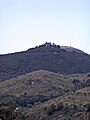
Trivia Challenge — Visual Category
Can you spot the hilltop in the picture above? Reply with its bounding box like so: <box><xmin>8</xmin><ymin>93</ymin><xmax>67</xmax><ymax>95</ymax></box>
<box><xmin>0</xmin><ymin>42</ymin><xmax>90</xmax><ymax>81</ymax></box>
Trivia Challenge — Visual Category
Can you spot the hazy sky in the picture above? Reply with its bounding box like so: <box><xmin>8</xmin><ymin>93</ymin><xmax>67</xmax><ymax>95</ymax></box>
<box><xmin>0</xmin><ymin>0</ymin><xmax>90</xmax><ymax>54</ymax></box>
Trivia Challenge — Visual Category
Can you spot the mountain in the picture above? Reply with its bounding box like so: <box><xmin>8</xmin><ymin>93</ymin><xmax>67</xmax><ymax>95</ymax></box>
<box><xmin>0</xmin><ymin>43</ymin><xmax>90</xmax><ymax>120</ymax></box>
<box><xmin>0</xmin><ymin>42</ymin><xmax>90</xmax><ymax>81</ymax></box>
<box><xmin>0</xmin><ymin>70</ymin><xmax>90</xmax><ymax>120</ymax></box>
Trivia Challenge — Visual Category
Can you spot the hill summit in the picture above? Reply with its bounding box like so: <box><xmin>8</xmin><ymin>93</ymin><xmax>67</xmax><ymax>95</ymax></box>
<box><xmin>27</xmin><ymin>42</ymin><xmax>61</xmax><ymax>53</ymax></box>
<box><xmin>27</xmin><ymin>42</ymin><xmax>84</xmax><ymax>53</ymax></box>
<box><xmin>0</xmin><ymin>42</ymin><xmax>90</xmax><ymax>81</ymax></box>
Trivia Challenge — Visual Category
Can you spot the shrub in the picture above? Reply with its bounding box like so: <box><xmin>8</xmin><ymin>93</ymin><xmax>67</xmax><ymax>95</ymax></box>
<box><xmin>46</xmin><ymin>104</ymin><xmax>56</xmax><ymax>115</ymax></box>
<box><xmin>56</xmin><ymin>103</ymin><xmax>64</xmax><ymax>111</ymax></box>
<box><xmin>86</xmin><ymin>104</ymin><xmax>90</xmax><ymax>112</ymax></box>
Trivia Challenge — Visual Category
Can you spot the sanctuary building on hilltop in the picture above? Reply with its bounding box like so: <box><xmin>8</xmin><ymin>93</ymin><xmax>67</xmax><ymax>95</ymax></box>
<box><xmin>44</xmin><ymin>42</ymin><xmax>52</xmax><ymax>47</ymax></box>
<box><xmin>43</xmin><ymin>42</ymin><xmax>60</xmax><ymax>49</ymax></box>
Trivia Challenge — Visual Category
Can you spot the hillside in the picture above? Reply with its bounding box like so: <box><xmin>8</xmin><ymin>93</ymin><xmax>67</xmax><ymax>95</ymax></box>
<box><xmin>0</xmin><ymin>70</ymin><xmax>90</xmax><ymax>119</ymax></box>
<box><xmin>0</xmin><ymin>89</ymin><xmax>90</xmax><ymax>120</ymax></box>
<box><xmin>0</xmin><ymin>70</ymin><xmax>90</xmax><ymax>97</ymax></box>
<box><xmin>22</xmin><ymin>87</ymin><xmax>90</xmax><ymax>120</ymax></box>
<box><xmin>0</xmin><ymin>42</ymin><xmax>90</xmax><ymax>81</ymax></box>
<box><xmin>0</xmin><ymin>70</ymin><xmax>90</xmax><ymax>120</ymax></box>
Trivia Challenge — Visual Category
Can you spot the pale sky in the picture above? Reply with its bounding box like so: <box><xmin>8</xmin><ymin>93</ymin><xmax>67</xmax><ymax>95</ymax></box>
<box><xmin>0</xmin><ymin>0</ymin><xmax>90</xmax><ymax>54</ymax></box>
